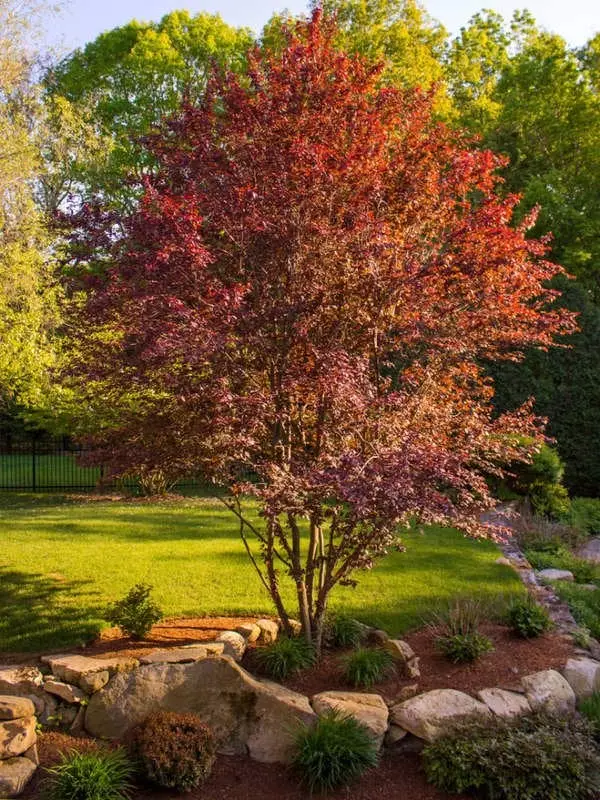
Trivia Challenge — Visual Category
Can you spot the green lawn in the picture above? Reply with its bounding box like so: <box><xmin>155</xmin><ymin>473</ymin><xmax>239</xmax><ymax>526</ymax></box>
<box><xmin>0</xmin><ymin>493</ymin><xmax>523</xmax><ymax>653</ymax></box>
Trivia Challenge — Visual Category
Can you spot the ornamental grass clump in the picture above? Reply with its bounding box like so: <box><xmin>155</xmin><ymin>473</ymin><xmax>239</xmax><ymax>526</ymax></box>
<box><xmin>45</xmin><ymin>747</ymin><xmax>134</xmax><ymax>800</ymax></box>
<box><xmin>431</xmin><ymin>597</ymin><xmax>494</xmax><ymax>663</ymax></box>
<box><xmin>341</xmin><ymin>647</ymin><xmax>395</xmax><ymax>688</ymax></box>
<box><xmin>254</xmin><ymin>636</ymin><xmax>316</xmax><ymax>680</ymax></box>
<box><xmin>292</xmin><ymin>710</ymin><xmax>378</xmax><ymax>793</ymax></box>
<box><xmin>130</xmin><ymin>711</ymin><xmax>215</xmax><ymax>792</ymax></box>
<box><xmin>325</xmin><ymin>613</ymin><xmax>364</xmax><ymax>648</ymax></box>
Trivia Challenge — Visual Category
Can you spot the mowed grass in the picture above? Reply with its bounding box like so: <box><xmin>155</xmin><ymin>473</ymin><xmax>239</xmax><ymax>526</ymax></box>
<box><xmin>0</xmin><ymin>493</ymin><xmax>523</xmax><ymax>653</ymax></box>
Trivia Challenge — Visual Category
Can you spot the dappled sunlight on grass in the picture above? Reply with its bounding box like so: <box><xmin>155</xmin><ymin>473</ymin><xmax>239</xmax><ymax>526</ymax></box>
<box><xmin>0</xmin><ymin>494</ymin><xmax>523</xmax><ymax>652</ymax></box>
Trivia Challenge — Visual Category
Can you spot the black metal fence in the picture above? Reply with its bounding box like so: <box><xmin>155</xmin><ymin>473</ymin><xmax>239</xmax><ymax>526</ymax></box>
<box><xmin>0</xmin><ymin>433</ymin><xmax>197</xmax><ymax>492</ymax></box>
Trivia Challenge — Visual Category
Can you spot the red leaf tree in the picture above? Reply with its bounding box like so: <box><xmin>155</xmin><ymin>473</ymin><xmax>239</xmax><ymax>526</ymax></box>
<box><xmin>67</xmin><ymin>11</ymin><xmax>574</xmax><ymax>649</ymax></box>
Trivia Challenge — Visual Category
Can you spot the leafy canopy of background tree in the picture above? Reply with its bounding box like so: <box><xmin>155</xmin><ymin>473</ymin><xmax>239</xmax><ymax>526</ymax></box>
<box><xmin>0</xmin><ymin>0</ymin><xmax>59</xmax><ymax>420</ymax></box>
<box><xmin>45</xmin><ymin>11</ymin><xmax>254</xmax><ymax>209</ymax></box>
<box><xmin>65</xmin><ymin>11</ymin><xmax>573</xmax><ymax>649</ymax></box>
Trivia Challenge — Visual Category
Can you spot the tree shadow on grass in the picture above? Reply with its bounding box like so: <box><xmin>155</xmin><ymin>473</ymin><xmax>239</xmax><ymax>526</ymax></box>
<box><xmin>0</xmin><ymin>566</ymin><xmax>104</xmax><ymax>656</ymax></box>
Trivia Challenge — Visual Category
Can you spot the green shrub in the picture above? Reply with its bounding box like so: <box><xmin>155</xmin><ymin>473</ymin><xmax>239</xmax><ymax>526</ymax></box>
<box><xmin>506</xmin><ymin>596</ymin><xmax>552</xmax><ymax>638</ymax></box>
<box><xmin>422</xmin><ymin>712</ymin><xmax>600</xmax><ymax>800</ymax></box>
<box><xmin>530</xmin><ymin>481</ymin><xmax>571</xmax><ymax>520</ymax></box>
<box><xmin>325</xmin><ymin>613</ymin><xmax>364</xmax><ymax>648</ymax></box>
<box><xmin>292</xmin><ymin>710</ymin><xmax>378</xmax><ymax>793</ymax></box>
<box><xmin>130</xmin><ymin>711</ymin><xmax>215</xmax><ymax>792</ymax></box>
<box><xmin>254</xmin><ymin>636</ymin><xmax>316</xmax><ymax>680</ymax></box>
<box><xmin>554</xmin><ymin>582</ymin><xmax>600</xmax><ymax>639</ymax></box>
<box><xmin>45</xmin><ymin>748</ymin><xmax>134</xmax><ymax>800</ymax></box>
<box><xmin>579</xmin><ymin>691</ymin><xmax>600</xmax><ymax>739</ymax></box>
<box><xmin>567</xmin><ymin>498</ymin><xmax>600</xmax><ymax>535</ymax></box>
<box><xmin>435</xmin><ymin>632</ymin><xmax>494</xmax><ymax>663</ymax></box>
<box><xmin>105</xmin><ymin>583</ymin><xmax>162</xmax><ymax>640</ymax></box>
<box><xmin>341</xmin><ymin>647</ymin><xmax>395</xmax><ymax>688</ymax></box>
<box><xmin>525</xmin><ymin>549</ymin><xmax>599</xmax><ymax>584</ymax></box>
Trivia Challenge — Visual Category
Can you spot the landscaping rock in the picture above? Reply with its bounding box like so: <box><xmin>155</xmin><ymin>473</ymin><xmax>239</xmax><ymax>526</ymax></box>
<box><xmin>384</xmin><ymin>639</ymin><xmax>415</xmax><ymax>663</ymax></box>
<box><xmin>139</xmin><ymin>643</ymin><xmax>224</xmax><ymax>665</ymax></box>
<box><xmin>405</xmin><ymin>657</ymin><xmax>421</xmax><ymax>679</ymax></box>
<box><xmin>385</xmin><ymin>724</ymin><xmax>408</xmax><ymax>746</ymax></box>
<box><xmin>0</xmin><ymin>698</ymin><xmax>35</xmax><ymax>721</ymax></box>
<box><xmin>85</xmin><ymin>656</ymin><xmax>316</xmax><ymax>763</ymax></box>
<box><xmin>216</xmin><ymin>631</ymin><xmax>246</xmax><ymax>662</ymax></box>
<box><xmin>562</xmin><ymin>657</ymin><xmax>600</xmax><ymax>699</ymax></box>
<box><xmin>0</xmin><ymin>667</ymin><xmax>56</xmax><ymax>724</ymax></box>
<box><xmin>390</xmin><ymin>689</ymin><xmax>491</xmax><ymax>742</ymax></box>
<box><xmin>46</xmin><ymin>655</ymin><xmax>138</xmax><ymax>692</ymax></box>
<box><xmin>521</xmin><ymin>669</ymin><xmax>576</xmax><ymax>714</ymax></box>
<box><xmin>43</xmin><ymin>680</ymin><xmax>86</xmax><ymax>704</ymax></box>
<box><xmin>537</xmin><ymin>568</ymin><xmax>574</xmax><ymax>583</ymax></box>
<box><xmin>236</xmin><ymin>624</ymin><xmax>261</xmax><ymax>643</ymax></box>
<box><xmin>477</xmin><ymin>687</ymin><xmax>531</xmax><ymax>718</ymax></box>
<box><xmin>0</xmin><ymin>757</ymin><xmax>36</xmax><ymax>797</ymax></box>
<box><xmin>495</xmin><ymin>556</ymin><xmax>512</xmax><ymax>566</ymax></box>
<box><xmin>368</xmin><ymin>629</ymin><xmax>390</xmax><ymax>645</ymax></box>
<box><xmin>390</xmin><ymin>684</ymin><xmax>419</xmax><ymax>704</ymax></box>
<box><xmin>577</xmin><ymin>537</ymin><xmax>600</xmax><ymax>563</ymax></box>
<box><xmin>0</xmin><ymin>717</ymin><xmax>36</xmax><ymax>759</ymax></box>
<box><xmin>311</xmin><ymin>691</ymin><xmax>389</xmax><ymax>749</ymax></box>
<box><xmin>255</xmin><ymin>619</ymin><xmax>279</xmax><ymax>645</ymax></box>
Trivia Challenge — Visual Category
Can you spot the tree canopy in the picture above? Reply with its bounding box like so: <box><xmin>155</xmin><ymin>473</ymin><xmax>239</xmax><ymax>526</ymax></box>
<box><xmin>65</xmin><ymin>11</ymin><xmax>573</xmax><ymax>646</ymax></box>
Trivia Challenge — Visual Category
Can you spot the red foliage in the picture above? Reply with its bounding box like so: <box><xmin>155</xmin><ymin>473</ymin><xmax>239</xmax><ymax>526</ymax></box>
<box><xmin>67</xmin><ymin>11</ymin><xmax>575</xmax><ymax>643</ymax></box>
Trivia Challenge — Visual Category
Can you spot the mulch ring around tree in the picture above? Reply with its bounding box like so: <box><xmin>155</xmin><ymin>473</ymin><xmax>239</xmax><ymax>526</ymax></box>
<box><xmin>16</xmin><ymin>617</ymin><xmax>574</xmax><ymax>800</ymax></box>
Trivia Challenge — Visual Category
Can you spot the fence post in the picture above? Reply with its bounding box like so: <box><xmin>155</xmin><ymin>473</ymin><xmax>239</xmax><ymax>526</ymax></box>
<box><xmin>32</xmin><ymin>437</ymin><xmax>36</xmax><ymax>492</ymax></box>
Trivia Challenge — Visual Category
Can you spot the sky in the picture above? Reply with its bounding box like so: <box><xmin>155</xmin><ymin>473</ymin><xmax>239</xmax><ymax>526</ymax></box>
<box><xmin>43</xmin><ymin>0</ymin><xmax>600</xmax><ymax>55</ymax></box>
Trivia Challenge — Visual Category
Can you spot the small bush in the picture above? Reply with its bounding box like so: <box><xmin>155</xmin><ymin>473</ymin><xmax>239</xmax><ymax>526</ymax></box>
<box><xmin>554</xmin><ymin>582</ymin><xmax>600</xmax><ymax>639</ymax></box>
<box><xmin>45</xmin><ymin>748</ymin><xmax>134</xmax><ymax>800</ymax></box>
<box><xmin>506</xmin><ymin>596</ymin><xmax>552</xmax><ymax>638</ymax></box>
<box><xmin>254</xmin><ymin>636</ymin><xmax>316</xmax><ymax>680</ymax></box>
<box><xmin>422</xmin><ymin>712</ymin><xmax>600</xmax><ymax>800</ymax></box>
<box><xmin>105</xmin><ymin>583</ymin><xmax>162</xmax><ymax>640</ymax></box>
<box><xmin>435</xmin><ymin>631</ymin><xmax>494</xmax><ymax>663</ymax></box>
<box><xmin>130</xmin><ymin>711</ymin><xmax>215</xmax><ymax>792</ymax></box>
<box><xmin>325</xmin><ymin>613</ymin><xmax>364</xmax><ymax>648</ymax></box>
<box><xmin>341</xmin><ymin>647</ymin><xmax>395</xmax><ymax>688</ymax></box>
<box><xmin>430</xmin><ymin>597</ymin><xmax>489</xmax><ymax>636</ymax></box>
<box><xmin>513</xmin><ymin>511</ymin><xmax>585</xmax><ymax>553</ymax></box>
<box><xmin>292</xmin><ymin>710</ymin><xmax>378</xmax><ymax>793</ymax></box>
<box><xmin>529</xmin><ymin>481</ymin><xmax>571</xmax><ymax>520</ymax></box>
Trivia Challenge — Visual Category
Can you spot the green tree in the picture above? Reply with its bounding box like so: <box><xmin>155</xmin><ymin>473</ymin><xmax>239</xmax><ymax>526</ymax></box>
<box><xmin>0</xmin><ymin>0</ymin><xmax>59</xmax><ymax>416</ymax></box>
<box><xmin>45</xmin><ymin>11</ymin><xmax>254</xmax><ymax>209</ymax></box>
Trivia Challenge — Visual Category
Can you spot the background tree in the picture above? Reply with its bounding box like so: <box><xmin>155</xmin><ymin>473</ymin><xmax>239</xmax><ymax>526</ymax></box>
<box><xmin>0</xmin><ymin>0</ymin><xmax>59</xmax><ymax>422</ymax></box>
<box><xmin>66</xmin><ymin>12</ymin><xmax>573</xmax><ymax>649</ymax></box>
<box><xmin>44</xmin><ymin>11</ymin><xmax>254</xmax><ymax>210</ymax></box>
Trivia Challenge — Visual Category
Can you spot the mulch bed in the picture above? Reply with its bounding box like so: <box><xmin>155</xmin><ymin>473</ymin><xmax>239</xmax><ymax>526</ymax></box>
<box><xmin>10</xmin><ymin>616</ymin><xmax>575</xmax><ymax>800</ymax></box>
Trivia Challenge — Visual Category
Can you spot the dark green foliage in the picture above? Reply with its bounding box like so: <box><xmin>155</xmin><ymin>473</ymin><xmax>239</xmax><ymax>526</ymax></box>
<box><xmin>292</xmin><ymin>710</ymin><xmax>378</xmax><ymax>793</ymax></box>
<box><xmin>45</xmin><ymin>748</ymin><xmax>134</xmax><ymax>800</ymax></box>
<box><xmin>325</xmin><ymin>613</ymin><xmax>364</xmax><ymax>648</ymax></box>
<box><xmin>435</xmin><ymin>632</ymin><xmax>494</xmax><ymax>663</ymax></box>
<box><xmin>529</xmin><ymin>481</ymin><xmax>571</xmax><ymax>519</ymax></box>
<box><xmin>568</xmin><ymin>498</ymin><xmax>600</xmax><ymax>535</ymax></box>
<box><xmin>105</xmin><ymin>583</ymin><xmax>162</xmax><ymax>640</ymax></box>
<box><xmin>341</xmin><ymin>647</ymin><xmax>395</xmax><ymax>688</ymax></box>
<box><xmin>422</xmin><ymin>712</ymin><xmax>600</xmax><ymax>800</ymax></box>
<box><xmin>506</xmin><ymin>596</ymin><xmax>552</xmax><ymax>638</ymax></box>
<box><xmin>490</xmin><ymin>281</ymin><xmax>600</xmax><ymax>498</ymax></box>
<box><xmin>254</xmin><ymin>636</ymin><xmax>316</xmax><ymax>680</ymax></box>
<box><xmin>525</xmin><ymin>549</ymin><xmax>599</xmax><ymax>584</ymax></box>
<box><xmin>130</xmin><ymin>711</ymin><xmax>215</xmax><ymax>792</ymax></box>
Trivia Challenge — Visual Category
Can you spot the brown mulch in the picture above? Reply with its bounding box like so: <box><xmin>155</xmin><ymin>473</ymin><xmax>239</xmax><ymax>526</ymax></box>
<box><xmin>13</xmin><ymin>617</ymin><xmax>575</xmax><ymax>800</ymax></box>
<box><xmin>22</xmin><ymin>731</ymin><xmax>465</xmax><ymax>800</ymax></box>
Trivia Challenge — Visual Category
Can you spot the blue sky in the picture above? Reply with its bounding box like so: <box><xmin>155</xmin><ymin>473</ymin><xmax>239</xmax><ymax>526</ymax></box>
<box><xmin>44</xmin><ymin>0</ymin><xmax>599</xmax><ymax>54</ymax></box>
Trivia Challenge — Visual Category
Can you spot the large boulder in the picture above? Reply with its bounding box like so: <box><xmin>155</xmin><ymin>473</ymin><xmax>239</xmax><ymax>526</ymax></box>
<box><xmin>577</xmin><ymin>537</ymin><xmax>600</xmax><ymax>563</ymax></box>
<box><xmin>562</xmin><ymin>657</ymin><xmax>600</xmax><ymax>700</ymax></box>
<box><xmin>85</xmin><ymin>656</ymin><xmax>315</xmax><ymax>763</ymax></box>
<box><xmin>0</xmin><ymin>757</ymin><xmax>36</xmax><ymax>798</ymax></box>
<box><xmin>255</xmin><ymin>619</ymin><xmax>279</xmax><ymax>645</ymax></box>
<box><xmin>0</xmin><ymin>667</ymin><xmax>57</xmax><ymax>724</ymax></box>
<box><xmin>0</xmin><ymin>698</ymin><xmax>35</xmax><ymax>721</ymax></box>
<box><xmin>0</xmin><ymin>717</ymin><xmax>36</xmax><ymax>759</ymax></box>
<box><xmin>216</xmin><ymin>631</ymin><xmax>246</xmax><ymax>662</ymax></box>
<box><xmin>537</xmin><ymin>569</ymin><xmax>575</xmax><ymax>583</ymax></box>
<box><xmin>390</xmin><ymin>689</ymin><xmax>491</xmax><ymax>742</ymax></box>
<box><xmin>476</xmin><ymin>688</ymin><xmax>531</xmax><ymax>718</ymax></box>
<box><xmin>521</xmin><ymin>669</ymin><xmax>576</xmax><ymax>714</ymax></box>
<box><xmin>311</xmin><ymin>691</ymin><xmax>389</xmax><ymax>749</ymax></box>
